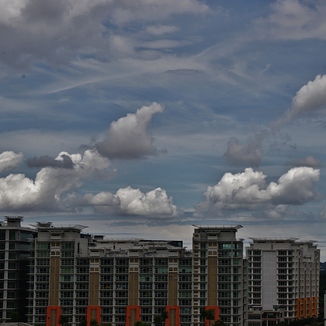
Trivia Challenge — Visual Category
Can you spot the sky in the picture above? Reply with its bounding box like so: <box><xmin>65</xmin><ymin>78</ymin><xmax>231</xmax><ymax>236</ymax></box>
<box><xmin>1</xmin><ymin>0</ymin><xmax>326</xmax><ymax>260</ymax></box>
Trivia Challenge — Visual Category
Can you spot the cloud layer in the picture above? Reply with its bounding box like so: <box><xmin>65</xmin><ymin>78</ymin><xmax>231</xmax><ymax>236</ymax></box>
<box><xmin>255</xmin><ymin>0</ymin><xmax>326</xmax><ymax>40</ymax></box>
<box><xmin>200</xmin><ymin>167</ymin><xmax>320</xmax><ymax>211</ymax></box>
<box><xmin>0</xmin><ymin>0</ymin><xmax>208</xmax><ymax>68</ymax></box>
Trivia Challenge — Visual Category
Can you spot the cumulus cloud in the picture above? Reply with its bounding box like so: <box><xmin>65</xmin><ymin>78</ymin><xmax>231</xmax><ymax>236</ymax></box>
<box><xmin>27</xmin><ymin>154</ymin><xmax>74</xmax><ymax>169</ymax></box>
<box><xmin>0</xmin><ymin>149</ymin><xmax>111</xmax><ymax>211</ymax></box>
<box><xmin>96</xmin><ymin>102</ymin><xmax>164</xmax><ymax>159</ymax></box>
<box><xmin>286</xmin><ymin>74</ymin><xmax>326</xmax><ymax>121</ymax></box>
<box><xmin>199</xmin><ymin>167</ymin><xmax>320</xmax><ymax>212</ymax></box>
<box><xmin>67</xmin><ymin>186</ymin><xmax>181</xmax><ymax>217</ymax></box>
<box><xmin>224</xmin><ymin>136</ymin><xmax>263</xmax><ymax>166</ymax></box>
<box><xmin>255</xmin><ymin>0</ymin><xmax>326</xmax><ymax>40</ymax></box>
<box><xmin>116</xmin><ymin>186</ymin><xmax>179</xmax><ymax>216</ymax></box>
<box><xmin>0</xmin><ymin>0</ymin><xmax>208</xmax><ymax>68</ymax></box>
<box><xmin>0</xmin><ymin>151</ymin><xmax>23</xmax><ymax>172</ymax></box>
<box><xmin>287</xmin><ymin>155</ymin><xmax>322</xmax><ymax>168</ymax></box>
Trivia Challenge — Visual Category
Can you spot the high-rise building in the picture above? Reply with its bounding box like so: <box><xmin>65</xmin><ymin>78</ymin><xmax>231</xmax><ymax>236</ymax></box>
<box><xmin>192</xmin><ymin>226</ymin><xmax>244</xmax><ymax>326</ymax></box>
<box><xmin>27</xmin><ymin>222</ymin><xmax>91</xmax><ymax>326</ymax></box>
<box><xmin>27</xmin><ymin>222</ymin><xmax>190</xmax><ymax>326</ymax></box>
<box><xmin>246</xmin><ymin>238</ymin><xmax>320</xmax><ymax>326</ymax></box>
<box><xmin>0</xmin><ymin>217</ymin><xmax>317</xmax><ymax>326</ymax></box>
<box><xmin>0</xmin><ymin>216</ymin><xmax>36</xmax><ymax>322</ymax></box>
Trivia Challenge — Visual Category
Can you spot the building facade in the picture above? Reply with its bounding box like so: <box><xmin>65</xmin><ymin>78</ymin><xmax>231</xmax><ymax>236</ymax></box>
<box><xmin>0</xmin><ymin>216</ymin><xmax>36</xmax><ymax>322</ymax></box>
<box><xmin>27</xmin><ymin>224</ymin><xmax>246</xmax><ymax>326</ymax></box>
<box><xmin>246</xmin><ymin>238</ymin><xmax>320</xmax><ymax>326</ymax></box>
<box><xmin>192</xmin><ymin>226</ymin><xmax>244</xmax><ymax>326</ymax></box>
<box><xmin>0</xmin><ymin>217</ymin><xmax>320</xmax><ymax>326</ymax></box>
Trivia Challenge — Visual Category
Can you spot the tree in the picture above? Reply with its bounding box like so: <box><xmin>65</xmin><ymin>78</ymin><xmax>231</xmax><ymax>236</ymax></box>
<box><xmin>79</xmin><ymin>318</ymin><xmax>87</xmax><ymax>326</ymax></box>
<box><xmin>134</xmin><ymin>321</ymin><xmax>149</xmax><ymax>326</ymax></box>
<box><xmin>161</xmin><ymin>311</ymin><xmax>168</xmax><ymax>326</ymax></box>
<box><xmin>161</xmin><ymin>311</ymin><xmax>168</xmax><ymax>320</ymax></box>
<box><xmin>214</xmin><ymin>320</ymin><xmax>226</xmax><ymax>326</ymax></box>
<box><xmin>90</xmin><ymin>319</ymin><xmax>99</xmax><ymax>326</ymax></box>
<box><xmin>154</xmin><ymin>311</ymin><xmax>168</xmax><ymax>326</ymax></box>
<box><xmin>8</xmin><ymin>311</ymin><xmax>21</xmax><ymax>322</ymax></box>
<box><xmin>154</xmin><ymin>315</ymin><xmax>162</xmax><ymax>326</ymax></box>
<box><xmin>59</xmin><ymin>315</ymin><xmax>69</xmax><ymax>326</ymax></box>
<box><xmin>201</xmin><ymin>309</ymin><xmax>215</xmax><ymax>326</ymax></box>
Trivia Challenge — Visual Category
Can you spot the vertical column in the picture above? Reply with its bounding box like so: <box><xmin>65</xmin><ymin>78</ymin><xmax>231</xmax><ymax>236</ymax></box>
<box><xmin>167</xmin><ymin>256</ymin><xmax>179</xmax><ymax>326</ymax></box>
<box><xmin>295</xmin><ymin>298</ymin><xmax>300</xmax><ymax>319</ymax></box>
<box><xmin>166</xmin><ymin>306</ymin><xmax>180</xmax><ymax>326</ymax></box>
<box><xmin>207</xmin><ymin>255</ymin><xmax>217</xmax><ymax>306</ymax></box>
<box><xmin>2</xmin><ymin>229</ymin><xmax>9</xmax><ymax>321</ymax></box>
<box><xmin>87</xmin><ymin>257</ymin><xmax>100</xmax><ymax>326</ymax></box>
<box><xmin>127</xmin><ymin>258</ymin><xmax>140</xmax><ymax>326</ymax></box>
<box><xmin>47</xmin><ymin>243</ymin><xmax>61</xmax><ymax>326</ymax></box>
<box><xmin>313</xmin><ymin>297</ymin><xmax>318</xmax><ymax>316</ymax></box>
<box><xmin>126</xmin><ymin>306</ymin><xmax>140</xmax><ymax>326</ymax></box>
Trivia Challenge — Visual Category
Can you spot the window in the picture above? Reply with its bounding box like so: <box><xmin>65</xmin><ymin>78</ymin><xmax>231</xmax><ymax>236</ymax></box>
<box><xmin>61</xmin><ymin>283</ymin><xmax>74</xmax><ymax>289</ymax></box>
<box><xmin>9</xmin><ymin>231</ymin><xmax>16</xmax><ymax>240</ymax></box>
<box><xmin>140</xmin><ymin>283</ymin><xmax>152</xmax><ymax>290</ymax></box>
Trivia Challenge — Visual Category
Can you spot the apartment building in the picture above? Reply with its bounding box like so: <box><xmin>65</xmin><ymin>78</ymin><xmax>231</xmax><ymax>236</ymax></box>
<box><xmin>246</xmin><ymin>238</ymin><xmax>320</xmax><ymax>326</ymax></box>
<box><xmin>27</xmin><ymin>222</ymin><xmax>193</xmax><ymax>326</ymax></box>
<box><xmin>0</xmin><ymin>216</ymin><xmax>36</xmax><ymax>322</ymax></box>
<box><xmin>27</xmin><ymin>222</ymin><xmax>91</xmax><ymax>326</ymax></box>
<box><xmin>192</xmin><ymin>226</ymin><xmax>244</xmax><ymax>326</ymax></box>
<box><xmin>0</xmin><ymin>217</ymin><xmax>319</xmax><ymax>326</ymax></box>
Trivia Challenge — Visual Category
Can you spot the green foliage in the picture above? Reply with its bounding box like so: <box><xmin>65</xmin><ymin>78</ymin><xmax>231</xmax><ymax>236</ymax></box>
<box><xmin>201</xmin><ymin>309</ymin><xmax>215</xmax><ymax>321</ymax></box>
<box><xmin>59</xmin><ymin>315</ymin><xmax>69</xmax><ymax>326</ymax></box>
<box><xmin>161</xmin><ymin>311</ymin><xmax>168</xmax><ymax>320</ymax></box>
<box><xmin>276</xmin><ymin>317</ymin><xmax>319</xmax><ymax>326</ymax></box>
<box><xmin>8</xmin><ymin>311</ymin><xmax>21</xmax><ymax>322</ymax></box>
<box><xmin>134</xmin><ymin>321</ymin><xmax>149</xmax><ymax>326</ymax></box>
<box><xmin>214</xmin><ymin>320</ymin><xmax>226</xmax><ymax>326</ymax></box>
<box><xmin>90</xmin><ymin>319</ymin><xmax>100</xmax><ymax>326</ymax></box>
<box><xmin>79</xmin><ymin>318</ymin><xmax>87</xmax><ymax>326</ymax></box>
<box><xmin>154</xmin><ymin>315</ymin><xmax>162</xmax><ymax>326</ymax></box>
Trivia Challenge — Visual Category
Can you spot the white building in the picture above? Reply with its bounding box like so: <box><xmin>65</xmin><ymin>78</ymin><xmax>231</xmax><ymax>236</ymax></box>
<box><xmin>246</xmin><ymin>238</ymin><xmax>320</xmax><ymax>326</ymax></box>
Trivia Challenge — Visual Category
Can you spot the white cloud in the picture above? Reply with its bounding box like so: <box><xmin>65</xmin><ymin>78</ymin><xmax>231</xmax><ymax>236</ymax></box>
<box><xmin>200</xmin><ymin>167</ymin><xmax>320</xmax><ymax>211</ymax></box>
<box><xmin>0</xmin><ymin>151</ymin><xmax>23</xmax><ymax>172</ymax></box>
<box><xmin>96</xmin><ymin>102</ymin><xmax>164</xmax><ymax>159</ymax></box>
<box><xmin>116</xmin><ymin>186</ymin><xmax>179</xmax><ymax>216</ymax></box>
<box><xmin>255</xmin><ymin>0</ymin><xmax>326</xmax><ymax>40</ymax></box>
<box><xmin>70</xmin><ymin>186</ymin><xmax>181</xmax><ymax>217</ymax></box>
<box><xmin>0</xmin><ymin>150</ymin><xmax>111</xmax><ymax>211</ymax></box>
<box><xmin>286</xmin><ymin>74</ymin><xmax>326</xmax><ymax>121</ymax></box>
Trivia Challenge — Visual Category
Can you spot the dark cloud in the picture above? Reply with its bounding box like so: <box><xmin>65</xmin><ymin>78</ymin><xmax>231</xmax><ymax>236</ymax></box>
<box><xmin>22</xmin><ymin>0</ymin><xmax>68</xmax><ymax>22</ymax></box>
<box><xmin>27</xmin><ymin>154</ymin><xmax>74</xmax><ymax>169</ymax></box>
<box><xmin>0</xmin><ymin>0</ymin><xmax>208</xmax><ymax>68</ymax></box>
<box><xmin>224</xmin><ymin>136</ymin><xmax>263</xmax><ymax>167</ymax></box>
<box><xmin>287</xmin><ymin>156</ymin><xmax>322</xmax><ymax>168</ymax></box>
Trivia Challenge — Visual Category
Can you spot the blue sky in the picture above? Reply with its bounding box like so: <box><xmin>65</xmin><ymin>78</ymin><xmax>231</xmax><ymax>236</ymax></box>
<box><xmin>1</xmin><ymin>0</ymin><xmax>326</xmax><ymax>259</ymax></box>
